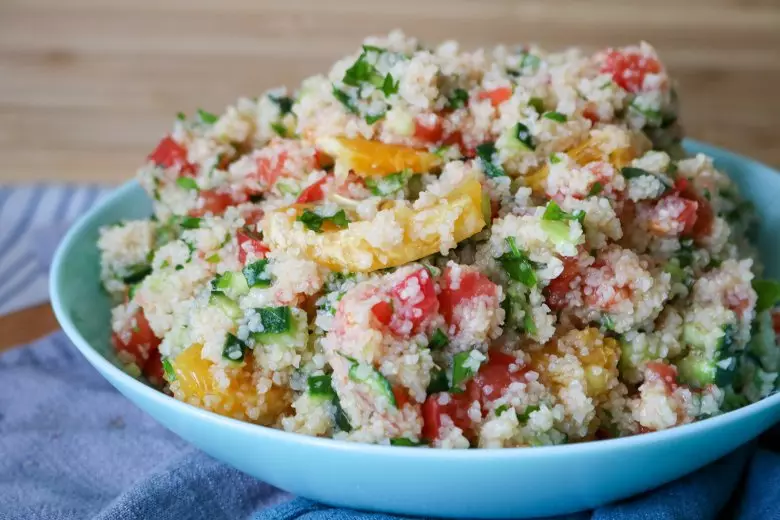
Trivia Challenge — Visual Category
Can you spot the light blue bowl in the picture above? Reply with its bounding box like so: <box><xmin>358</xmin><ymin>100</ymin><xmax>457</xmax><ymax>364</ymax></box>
<box><xmin>51</xmin><ymin>141</ymin><xmax>780</xmax><ymax>518</ymax></box>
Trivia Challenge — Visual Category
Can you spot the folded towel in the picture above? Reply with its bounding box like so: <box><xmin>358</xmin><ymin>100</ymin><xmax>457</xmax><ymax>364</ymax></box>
<box><xmin>2</xmin><ymin>184</ymin><xmax>779</xmax><ymax>520</ymax></box>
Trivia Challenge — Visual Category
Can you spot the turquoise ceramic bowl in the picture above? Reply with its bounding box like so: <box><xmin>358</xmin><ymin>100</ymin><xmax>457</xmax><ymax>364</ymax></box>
<box><xmin>51</xmin><ymin>141</ymin><xmax>780</xmax><ymax>519</ymax></box>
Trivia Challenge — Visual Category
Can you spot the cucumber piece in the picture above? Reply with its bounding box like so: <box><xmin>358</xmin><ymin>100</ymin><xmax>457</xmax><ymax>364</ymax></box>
<box><xmin>683</xmin><ymin>323</ymin><xmax>725</xmax><ymax>353</ymax></box>
<box><xmin>251</xmin><ymin>307</ymin><xmax>308</xmax><ymax>349</ymax></box>
<box><xmin>677</xmin><ymin>353</ymin><xmax>716</xmax><ymax>388</ymax></box>
<box><xmin>212</xmin><ymin>271</ymin><xmax>250</xmax><ymax>300</ymax></box>
<box><xmin>501</xmin><ymin>123</ymin><xmax>534</xmax><ymax>152</ymax></box>
<box><xmin>242</xmin><ymin>259</ymin><xmax>272</xmax><ymax>288</ymax></box>
<box><xmin>426</xmin><ymin>367</ymin><xmax>450</xmax><ymax>393</ymax></box>
<box><xmin>540</xmin><ymin>220</ymin><xmax>576</xmax><ymax>247</ymax></box>
<box><xmin>209</xmin><ymin>292</ymin><xmax>242</xmax><ymax>320</ymax></box>
<box><xmin>307</xmin><ymin>374</ymin><xmax>337</xmax><ymax>400</ymax></box>
<box><xmin>345</xmin><ymin>357</ymin><xmax>396</xmax><ymax>406</ymax></box>
<box><xmin>222</xmin><ymin>333</ymin><xmax>248</xmax><ymax>362</ymax></box>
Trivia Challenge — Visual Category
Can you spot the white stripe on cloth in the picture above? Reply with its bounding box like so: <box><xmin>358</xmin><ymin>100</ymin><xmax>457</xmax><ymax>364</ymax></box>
<box><xmin>0</xmin><ymin>184</ymin><xmax>112</xmax><ymax>317</ymax></box>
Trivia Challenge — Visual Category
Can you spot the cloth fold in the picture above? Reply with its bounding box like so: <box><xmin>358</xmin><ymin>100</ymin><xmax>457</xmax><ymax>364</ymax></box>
<box><xmin>2</xmin><ymin>183</ymin><xmax>780</xmax><ymax>520</ymax></box>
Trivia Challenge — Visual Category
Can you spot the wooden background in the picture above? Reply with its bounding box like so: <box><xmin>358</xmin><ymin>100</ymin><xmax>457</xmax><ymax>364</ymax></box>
<box><xmin>1</xmin><ymin>0</ymin><xmax>779</xmax><ymax>186</ymax></box>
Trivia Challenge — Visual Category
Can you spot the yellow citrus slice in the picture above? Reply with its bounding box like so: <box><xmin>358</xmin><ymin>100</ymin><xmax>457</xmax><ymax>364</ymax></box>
<box><xmin>317</xmin><ymin>136</ymin><xmax>442</xmax><ymax>179</ymax></box>
<box><xmin>263</xmin><ymin>177</ymin><xmax>486</xmax><ymax>272</ymax></box>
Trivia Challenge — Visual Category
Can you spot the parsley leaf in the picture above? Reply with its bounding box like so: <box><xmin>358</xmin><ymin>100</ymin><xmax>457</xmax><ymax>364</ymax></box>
<box><xmin>753</xmin><ymin>279</ymin><xmax>780</xmax><ymax>312</ymax></box>
<box><xmin>269</xmin><ymin>94</ymin><xmax>294</xmax><ymax>115</ymax></box>
<box><xmin>175</xmin><ymin>177</ymin><xmax>199</xmax><ymax>191</ymax></box>
<box><xmin>476</xmin><ymin>142</ymin><xmax>506</xmax><ymax>178</ymax></box>
<box><xmin>364</xmin><ymin>171</ymin><xmax>407</xmax><ymax>196</ymax></box>
<box><xmin>528</xmin><ymin>97</ymin><xmax>545</xmax><ymax>114</ymax></box>
<box><xmin>197</xmin><ymin>108</ymin><xmax>218</xmax><ymax>125</ymax></box>
<box><xmin>543</xmin><ymin>111</ymin><xmax>567</xmax><ymax>123</ymax></box>
<box><xmin>514</xmin><ymin>122</ymin><xmax>535</xmax><ymax>150</ymax></box>
<box><xmin>447</xmin><ymin>88</ymin><xmax>469</xmax><ymax>110</ymax></box>
<box><xmin>365</xmin><ymin>112</ymin><xmax>386</xmax><ymax>125</ymax></box>
<box><xmin>297</xmin><ymin>209</ymin><xmax>351</xmax><ymax>233</ymax></box>
<box><xmin>588</xmin><ymin>182</ymin><xmax>603</xmax><ymax>196</ymax></box>
<box><xmin>270</xmin><ymin>122</ymin><xmax>288</xmax><ymax>138</ymax></box>
<box><xmin>429</xmin><ymin>329</ymin><xmax>449</xmax><ymax>350</ymax></box>
<box><xmin>381</xmin><ymin>73</ymin><xmax>399</xmax><ymax>96</ymax></box>
<box><xmin>332</xmin><ymin>86</ymin><xmax>358</xmax><ymax>114</ymax></box>
<box><xmin>343</xmin><ymin>53</ymin><xmax>376</xmax><ymax>87</ymax></box>
<box><xmin>621</xmin><ymin>167</ymin><xmax>654</xmax><ymax>179</ymax></box>
<box><xmin>542</xmin><ymin>201</ymin><xmax>585</xmax><ymax>224</ymax></box>
<box><xmin>499</xmin><ymin>237</ymin><xmax>538</xmax><ymax>287</ymax></box>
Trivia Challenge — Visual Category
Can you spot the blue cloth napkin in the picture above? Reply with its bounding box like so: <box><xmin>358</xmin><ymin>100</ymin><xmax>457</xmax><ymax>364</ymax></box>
<box><xmin>2</xmin><ymin>184</ymin><xmax>780</xmax><ymax>520</ymax></box>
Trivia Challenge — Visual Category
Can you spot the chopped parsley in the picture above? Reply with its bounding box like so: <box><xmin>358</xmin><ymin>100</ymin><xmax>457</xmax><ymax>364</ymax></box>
<box><xmin>475</xmin><ymin>141</ymin><xmax>506</xmax><ymax>178</ymax></box>
<box><xmin>197</xmin><ymin>108</ymin><xmax>218</xmax><ymax>125</ymax></box>
<box><xmin>426</xmin><ymin>368</ymin><xmax>450</xmax><ymax>394</ymax></box>
<box><xmin>381</xmin><ymin>73</ymin><xmax>400</xmax><ymax>96</ymax></box>
<box><xmin>162</xmin><ymin>358</ymin><xmax>176</xmax><ymax>381</ymax></box>
<box><xmin>297</xmin><ymin>209</ymin><xmax>351</xmax><ymax>233</ymax></box>
<box><xmin>753</xmin><ymin>279</ymin><xmax>780</xmax><ymax>312</ymax></box>
<box><xmin>513</xmin><ymin>122</ymin><xmax>535</xmax><ymax>150</ymax></box>
<box><xmin>175</xmin><ymin>177</ymin><xmax>199</xmax><ymax>191</ymax></box>
<box><xmin>342</xmin><ymin>47</ymin><xmax>398</xmax><ymax>97</ymax></box>
<box><xmin>176</xmin><ymin>112</ymin><xmax>187</xmax><ymax>121</ymax></box>
<box><xmin>429</xmin><ymin>329</ymin><xmax>449</xmax><ymax>350</ymax></box>
<box><xmin>447</xmin><ymin>88</ymin><xmax>469</xmax><ymax>110</ymax></box>
<box><xmin>588</xmin><ymin>182</ymin><xmax>603</xmax><ymax>196</ymax></box>
<box><xmin>542</xmin><ymin>201</ymin><xmax>585</xmax><ymax>224</ymax></box>
<box><xmin>621</xmin><ymin>167</ymin><xmax>654</xmax><ymax>179</ymax></box>
<box><xmin>549</xmin><ymin>153</ymin><xmax>562</xmax><ymax>164</ymax></box>
<box><xmin>390</xmin><ymin>438</ymin><xmax>426</xmax><ymax>447</ymax></box>
<box><xmin>517</xmin><ymin>405</ymin><xmax>540</xmax><ymax>424</ymax></box>
<box><xmin>528</xmin><ymin>97</ymin><xmax>545</xmax><ymax>114</ymax></box>
<box><xmin>122</xmin><ymin>264</ymin><xmax>152</xmax><ymax>285</ymax></box>
<box><xmin>178</xmin><ymin>216</ymin><xmax>202</xmax><ymax>229</ymax></box>
<box><xmin>543</xmin><ymin>111</ymin><xmax>567</xmax><ymax>123</ymax></box>
<box><xmin>495</xmin><ymin>404</ymin><xmax>511</xmax><ymax>416</ymax></box>
<box><xmin>499</xmin><ymin>237</ymin><xmax>538</xmax><ymax>287</ymax></box>
<box><xmin>269</xmin><ymin>94</ymin><xmax>294</xmax><ymax>115</ymax></box>
<box><xmin>365</xmin><ymin>112</ymin><xmax>386</xmax><ymax>125</ymax></box>
<box><xmin>205</xmin><ymin>253</ymin><xmax>220</xmax><ymax>264</ymax></box>
<box><xmin>270</xmin><ymin>122</ymin><xmax>288</xmax><ymax>138</ymax></box>
<box><xmin>332</xmin><ymin>86</ymin><xmax>358</xmax><ymax>114</ymax></box>
<box><xmin>451</xmin><ymin>350</ymin><xmax>483</xmax><ymax>391</ymax></box>
<box><xmin>365</xmin><ymin>171</ymin><xmax>408</xmax><ymax>196</ymax></box>
<box><xmin>600</xmin><ymin>315</ymin><xmax>616</xmax><ymax>331</ymax></box>
<box><xmin>243</xmin><ymin>259</ymin><xmax>272</xmax><ymax>288</ymax></box>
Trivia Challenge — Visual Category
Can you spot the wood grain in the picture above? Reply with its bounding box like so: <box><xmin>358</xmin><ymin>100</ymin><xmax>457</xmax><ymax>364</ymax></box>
<box><xmin>0</xmin><ymin>0</ymin><xmax>779</xmax><ymax>187</ymax></box>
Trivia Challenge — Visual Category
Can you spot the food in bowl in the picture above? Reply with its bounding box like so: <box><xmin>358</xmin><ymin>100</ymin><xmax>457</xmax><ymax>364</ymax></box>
<box><xmin>98</xmin><ymin>31</ymin><xmax>780</xmax><ymax>449</ymax></box>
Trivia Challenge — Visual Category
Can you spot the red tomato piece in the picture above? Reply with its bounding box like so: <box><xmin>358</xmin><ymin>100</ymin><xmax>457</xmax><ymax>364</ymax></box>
<box><xmin>314</xmin><ymin>149</ymin><xmax>334</xmax><ymax>170</ymax></box>
<box><xmin>371</xmin><ymin>300</ymin><xmax>394</xmax><ymax>326</ymax></box>
<box><xmin>237</xmin><ymin>228</ymin><xmax>269</xmax><ymax>265</ymax></box>
<box><xmin>242</xmin><ymin>207</ymin><xmax>265</xmax><ymax>226</ymax></box>
<box><xmin>296</xmin><ymin>176</ymin><xmax>328</xmax><ymax>204</ymax></box>
<box><xmin>772</xmin><ymin>311</ymin><xmax>780</xmax><ymax>337</ymax></box>
<box><xmin>478</xmin><ymin>87</ymin><xmax>513</xmax><ymax>107</ymax></box>
<box><xmin>422</xmin><ymin>392</ymin><xmax>476</xmax><ymax>441</ymax></box>
<box><xmin>147</xmin><ymin>136</ymin><xmax>197</xmax><ymax>175</ymax></box>
<box><xmin>143</xmin><ymin>349</ymin><xmax>165</xmax><ymax>388</ymax></box>
<box><xmin>675</xmin><ymin>181</ymin><xmax>714</xmax><ymax>240</ymax></box>
<box><xmin>544</xmin><ymin>257</ymin><xmax>581</xmax><ymax>312</ymax></box>
<box><xmin>646</xmin><ymin>361</ymin><xmax>678</xmax><ymax>392</ymax></box>
<box><xmin>189</xmin><ymin>190</ymin><xmax>237</xmax><ymax>218</ymax></box>
<box><xmin>469</xmin><ymin>351</ymin><xmax>527</xmax><ymax>404</ymax></box>
<box><xmin>600</xmin><ymin>49</ymin><xmax>662</xmax><ymax>93</ymax></box>
<box><xmin>414</xmin><ymin>115</ymin><xmax>445</xmax><ymax>143</ymax></box>
<box><xmin>438</xmin><ymin>268</ymin><xmax>499</xmax><ymax>329</ymax></box>
<box><xmin>392</xmin><ymin>385</ymin><xmax>412</xmax><ymax>409</ymax></box>
<box><xmin>255</xmin><ymin>151</ymin><xmax>289</xmax><ymax>189</ymax></box>
<box><xmin>388</xmin><ymin>268</ymin><xmax>438</xmax><ymax>337</ymax></box>
<box><xmin>111</xmin><ymin>309</ymin><xmax>161</xmax><ymax>370</ymax></box>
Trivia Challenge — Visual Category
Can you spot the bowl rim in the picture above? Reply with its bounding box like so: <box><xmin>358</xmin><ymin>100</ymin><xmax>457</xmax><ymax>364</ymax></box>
<box><xmin>50</xmin><ymin>139</ymin><xmax>780</xmax><ymax>460</ymax></box>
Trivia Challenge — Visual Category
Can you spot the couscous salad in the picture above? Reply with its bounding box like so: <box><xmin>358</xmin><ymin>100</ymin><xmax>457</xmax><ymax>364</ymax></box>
<box><xmin>100</xmin><ymin>32</ymin><xmax>780</xmax><ymax>448</ymax></box>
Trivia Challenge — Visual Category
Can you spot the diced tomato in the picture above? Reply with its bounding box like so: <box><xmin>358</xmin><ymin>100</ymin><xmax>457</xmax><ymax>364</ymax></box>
<box><xmin>469</xmin><ymin>351</ymin><xmax>527</xmax><ymax>403</ymax></box>
<box><xmin>673</xmin><ymin>179</ymin><xmax>714</xmax><ymax>240</ymax></box>
<box><xmin>314</xmin><ymin>149</ymin><xmax>334</xmax><ymax>170</ymax></box>
<box><xmin>583</xmin><ymin>104</ymin><xmax>600</xmax><ymax>124</ymax></box>
<box><xmin>438</xmin><ymin>268</ymin><xmax>499</xmax><ymax>329</ymax></box>
<box><xmin>296</xmin><ymin>176</ymin><xmax>328</xmax><ymax>204</ymax></box>
<box><xmin>237</xmin><ymin>228</ymin><xmax>269</xmax><ymax>265</ymax></box>
<box><xmin>147</xmin><ymin>136</ymin><xmax>198</xmax><ymax>175</ymax></box>
<box><xmin>478</xmin><ymin>87</ymin><xmax>513</xmax><ymax>107</ymax></box>
<box><xmin>772</xmin><ymin>311</ymin><xmax>780</xmax><ymax>336</ymax></box>
<box><xmin>371</xmin><ymin>300</ymin><xmax>394</xmax><ymax>326</ymax></box>
<box><xmin>143</xmin><ymin>350</ymin><xmax>165</xmax><ymax>388</ymax></box>
<box><xmin>255</xmin><ymin>151</ymin><xmax>289</xmax><ymax>189</ymax></box>
<box><xmin>414</xmin><ymin>115</ymin><xmax>445</xmax><ymax>143</ymax></box>
<box><xmin>388</xmin><ymin>268</ymin><xmax>438</xmax><ymax>336</ymax></box>
<box><xmin>648</xmin><ymin>195</ymin><xmax>698</xmax><ymax>237</ymax></box>
<box><xmin>422</xmin><ymin>392</ymin><xmax>476</xmax><ymax>441</ymax></box>
<box><xmin>600</xmin><ymin>49</ymin><xmax>662</xmax><ymax>93</ymax></box>
<box><xmin>544</xmin><ymin>257</ymin><xmax>581</xmax><ymax>312</ymax></box>
<box><xmin>111</xmin><ymin>309</ymin><xmax>160</xmax><ymax>371</ymax></box>
<box><xmin>725</xmin><ymin>289</ymin><xmax>751</xmax><ymax>318</ymax></box>
<box><xmin>646</xmin><ymin>361</ymin><xmax>678</xmax><ymax>392</ymax></box>
<box><xmin>189</xmin><ymin>190</ymin><xmax>237</xmax><ymax>218</ymax></box>
<box><xmin>392</xmin><ymin>385</ymin><xmax>412</xmax><ymax>409</ymax></box>
<box><xmin>242</xmin><ymin>207</ymin><xmax>265</xmax><ymax>226</ymax></box>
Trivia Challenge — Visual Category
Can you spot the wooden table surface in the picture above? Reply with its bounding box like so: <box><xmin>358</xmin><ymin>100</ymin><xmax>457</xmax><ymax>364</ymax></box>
<box><xmin>1</xmin><ymin>0</ymin><xmax>779</xmax><ymax>349</ymax></box>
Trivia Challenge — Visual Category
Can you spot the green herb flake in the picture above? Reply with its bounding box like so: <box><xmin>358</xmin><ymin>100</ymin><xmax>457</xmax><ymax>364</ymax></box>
<box><xmin>390</xmin><ymin>438</ymin><xmax>426</xmax><ymax>447</ymax></box>
<box><xmin>334</xmin><ymin>397</ymin><xmax>352</xmax><ymax>432</ymax></box>
<box><xmin>162</xmin><ymin>358</ymin><xmax>176</xmax><ymax>381</ymax></box>
<box><xmin>621</xmin><ymin>166</ymin><xmax>654</xmax><ymax>179</ymax></box>
<box><xmin>600</xmin><ymin>315</ymin><xmax>615</xmax><ymax>331</ymax></box>
<box><xmin>270</xmin><ymin>122</ymin><xmax>288</xmax><ymax>138</ymax></box>
<box><xmin>447</xmin><ymin>88</ymin><xmax>469</xmax><ymax>110</ymax></box>
<box><xmin>343</xmin><ymin>53</ymin><xmax>376</xmax><ymax>87</ymax></box>
<box><xmin>222</xmin><ymin>333</ymin><xmax>247</xmax><ymax>362</ymax></box>
<box><xmin>258</xmin><ymin>306</ymin><xmax>292</xmax><ymax>334</ymax></box>
<box><xmin>176</xmin><ymin>112</ymin><xmax>187</xmax><ymax>121</ymax></box>
<box><xmin>332</xmin><ymin>86</ymin><xmax>359</xmax><ymax>114</ymax></box>
<box><xmin>243</xmin><ymin>259</ymin><xmax>272</xmax><ymax>288</ymax></box>
<box><xmin>495</xmin><ymin>404</ymin><xmax>511</xmax><ymax>415</ymax></box>
<box><xmin>175</xmin><ymin>176</ymin><xmax>200</xmax><ymax>192</ymax></box>
<box><xmin>451</xmin><ymin>350</ymin><xmax>483</xmax><ymax>391</ymax></box>
<box><xmin>514</xmin><ymin>123</ymin><xmax>535</xmax><ymax>150</ymax></box>
<box><xmin>365</xmin><ymin>171</ymin><xmax>407</xmax><ymax>196</ymax></box>
<box><xmin>297</xmin><ymin>209</ymin><xmax>350</xmax><ymax>233</ymax></box>
<box><xmin>362</xmin><ymin>44</ymin><xmax>386</xmax><ymax>54</ymax></box>
<box><xmin>205</xmin><ymin>253</ymin><xmax>221</xmax><ymax>264</ymax></box>
<box><xmin>269</xmin><ymin>95</ymin><xmax>294</xmax><ymax>115</ymax></box>
<box><xmin>197</xmin><ymin>108</ymin><xmax>218</xmax><ymax>125</ymax></box>
<box><xmin>588</xmin><ymin>182</ymin><xmax>604</xmax><ymax>197</ymax></box>
<box><xmin>122</xmin><ymin>264</ymin><xmax>152</xmax><ymax>285</ymax></box>
<box><xmin>179</xmin><ymin>216</ymin><xmax>202</xmax><ymax>229</ymax></box>
<box><xmin>307</xmin><ymin>374</ymin><xmax>337</xmax><ymax>399</ymax></box>
<box><xmin>517</xmin><ymin>405</ymin><xmax>540</xmax><ymax>424</ymax></box>
<box><xmin>365</xmin><ymin>112</ymin><xmax>386</xmax><ymax>125</ymax></box>
<box><xmin>499</xmin><ymin>237</ymin><xmax>538</xmax><ymax>287</ymax></box>
<box><xmin>426</xmin><ymin>367</ymin><xmax>450</xmax><ymax>394</ymax></box>
<box><xmin>476</xmin><ymin>141</ymin><xmax>506</xmax><ymax>178</ymax></box>
<box><xmin>522</xmin><ymin>310</ymin><xmax>537</xmax><ymax>334</ymax></box>
<box><xmin>753</xmin><ymin>279</ymin><xmax>780</xmax><ymax>312</ymax></box>
<box><xmin>429</xmin><ymin>329</ymin><xmax>449</xmax><ymax>350</ymax></box>
<box><xmin>543</xmin><ymin>111</ymin><xmax>567</xmax><ymax>123</ymax></box>
<box><xmin>550</xmin><ymin>153</ymin><xmax>562</xmax><ymax>165</ymax></box>
<box><xmin>381</xmin><ymin>73</ymin><xmax>399</xmax><ymax>97</ymax></box>
<box><xmin>542</xmin><ymin>201</ymin><xmax>585</xmax><ymax>224</ymax></box>
<box><xmin>528</xmin><ymin>97</ymin><xmax>545</xmax><ymax>114</ymax></box>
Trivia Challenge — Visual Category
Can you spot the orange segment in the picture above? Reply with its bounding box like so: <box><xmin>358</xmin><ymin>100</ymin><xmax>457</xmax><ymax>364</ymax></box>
<box><xmin>317</xmin><ymin>137</ymin><xmax>442</xmax><ymax>179</ymax></box>
<box><xmin>171</xmin><ymin>344</ymin><xmax>291</xmax><ymax>424</ymax></box>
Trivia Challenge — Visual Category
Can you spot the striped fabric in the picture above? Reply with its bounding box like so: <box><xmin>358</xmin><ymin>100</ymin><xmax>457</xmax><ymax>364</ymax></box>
<box><xmin>0</xmin><ymin>184</ymin><xmax>112</xmax><ymax>316</ymax></box>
